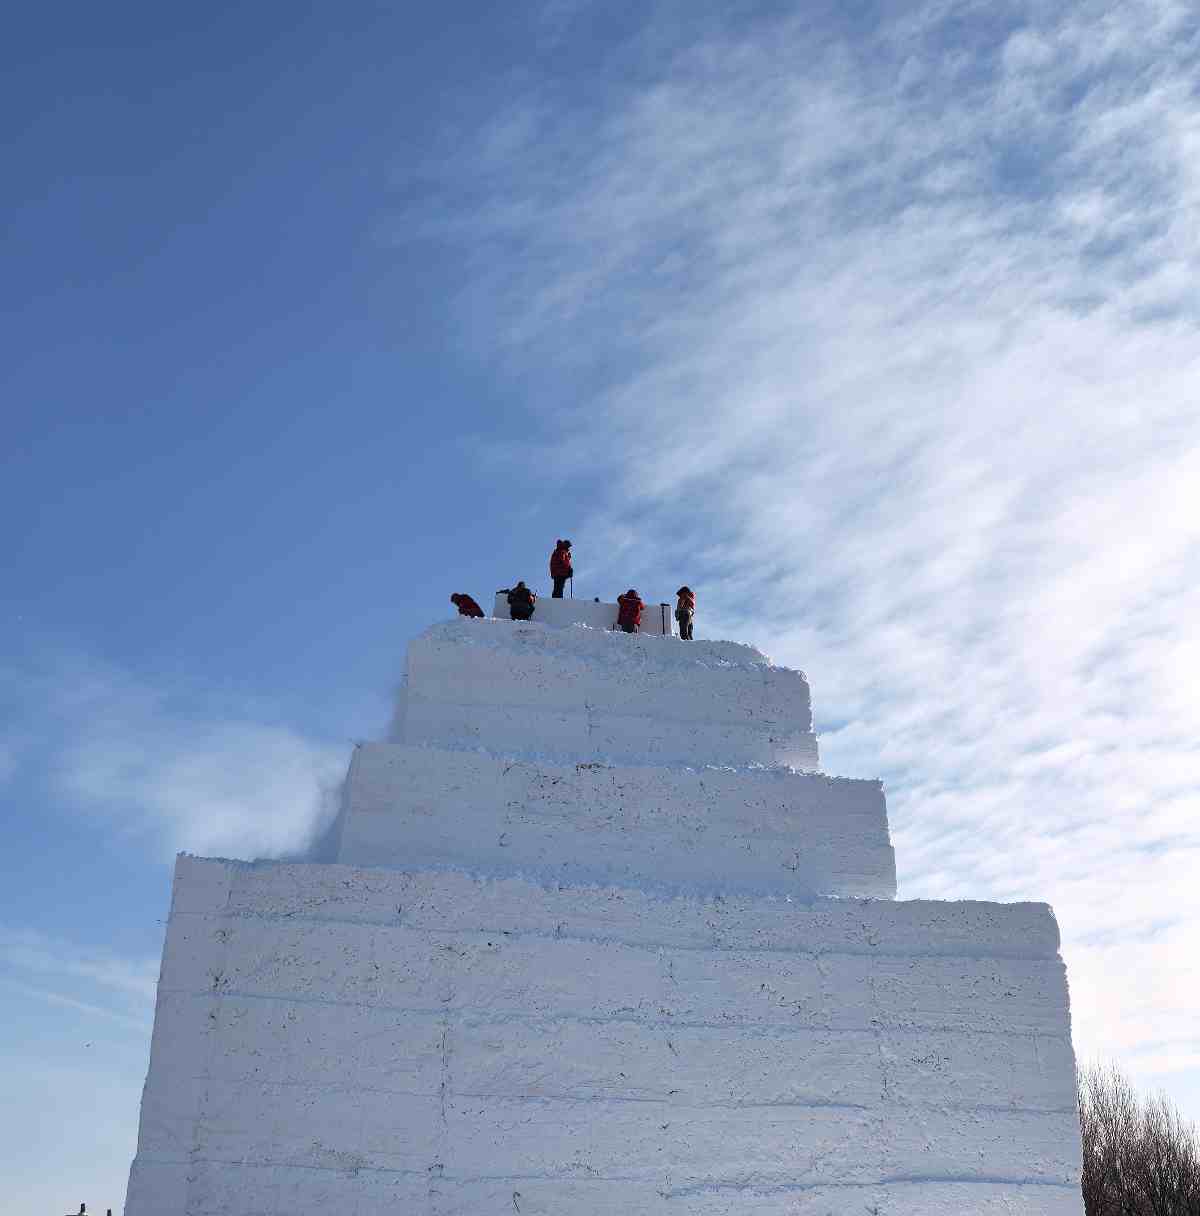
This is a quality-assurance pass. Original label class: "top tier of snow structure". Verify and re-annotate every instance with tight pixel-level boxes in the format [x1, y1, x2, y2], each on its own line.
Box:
[393, 617, 820, 771]
[491, 592, 678, 634]
[334, 617, 896, 899]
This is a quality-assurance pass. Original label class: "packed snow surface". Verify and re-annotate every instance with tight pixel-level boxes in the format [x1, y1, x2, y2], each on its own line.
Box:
[394, 620, 820, 770]
[335, 743, 896, 898]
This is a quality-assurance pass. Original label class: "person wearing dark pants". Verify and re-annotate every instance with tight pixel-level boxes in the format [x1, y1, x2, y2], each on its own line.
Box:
[550, 538, 573, 598]
[675, 586, 695, 639]
[505, 581, 536, 621]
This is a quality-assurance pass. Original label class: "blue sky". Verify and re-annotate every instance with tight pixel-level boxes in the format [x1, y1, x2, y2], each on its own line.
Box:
[3, 0, 1199, 1209]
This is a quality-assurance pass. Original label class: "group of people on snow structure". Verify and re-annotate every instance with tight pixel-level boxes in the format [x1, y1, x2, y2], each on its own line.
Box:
[612, 585, 694, 637]
[450, 539, 697, 638]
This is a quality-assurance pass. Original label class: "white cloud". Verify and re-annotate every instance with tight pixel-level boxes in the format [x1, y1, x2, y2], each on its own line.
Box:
[5, 653, 347, 860]
[412, 0, 1200, 1110]
[0, 977, 149, 1032]
[61, 715, 345, 860]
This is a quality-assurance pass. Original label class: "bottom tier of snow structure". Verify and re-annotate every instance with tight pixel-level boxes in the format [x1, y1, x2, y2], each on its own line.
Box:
[126, 857, 1082, 1216]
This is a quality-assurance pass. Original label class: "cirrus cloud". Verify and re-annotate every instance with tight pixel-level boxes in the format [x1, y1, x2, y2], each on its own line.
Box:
[2, 652, 346, 860]
[403, 0, 1200, 1110]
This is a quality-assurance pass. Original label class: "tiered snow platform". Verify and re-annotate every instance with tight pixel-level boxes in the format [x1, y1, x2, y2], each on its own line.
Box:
[126, 619, 1083, 1215]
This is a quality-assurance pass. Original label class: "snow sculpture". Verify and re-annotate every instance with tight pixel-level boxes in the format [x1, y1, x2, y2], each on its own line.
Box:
[126, 617, 1083, 1215]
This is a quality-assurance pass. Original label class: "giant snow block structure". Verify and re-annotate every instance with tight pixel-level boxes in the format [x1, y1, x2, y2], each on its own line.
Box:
[127, 617, 1083, 1215]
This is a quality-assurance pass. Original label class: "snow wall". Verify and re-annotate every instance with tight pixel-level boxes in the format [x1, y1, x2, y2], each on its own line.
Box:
[490, 593, 677, 635]
[393, 619, 820, 770]
[126, 618, 1083, 1215]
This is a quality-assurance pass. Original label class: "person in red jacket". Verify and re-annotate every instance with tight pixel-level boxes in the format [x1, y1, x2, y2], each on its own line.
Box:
[616, 588, 644, 633]
[675, 585, 695, 640]
[450, 592, 485, 619]
[550, 539, 573, 598]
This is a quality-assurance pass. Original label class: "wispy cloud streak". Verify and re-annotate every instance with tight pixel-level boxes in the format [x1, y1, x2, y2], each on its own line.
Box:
[2, 653, 346, 860]
[0, 927, 158, 1033]
[405, 0, 1200, 1105]
[0, 927, 158, 1001]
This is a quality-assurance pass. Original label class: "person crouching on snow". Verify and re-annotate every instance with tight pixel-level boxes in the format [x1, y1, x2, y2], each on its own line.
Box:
[675, 586, 695, 639]
[506, 581, 536, 621]
[450, 592, 485, 618]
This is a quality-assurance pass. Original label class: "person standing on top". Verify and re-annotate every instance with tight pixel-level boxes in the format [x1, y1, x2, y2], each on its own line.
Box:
[450, 592, 485, 619]
[550, 539, 573, 598]
[616, 588, 644, 633]
[675, 586, 695, 640]
[505, 581, 536, 621]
